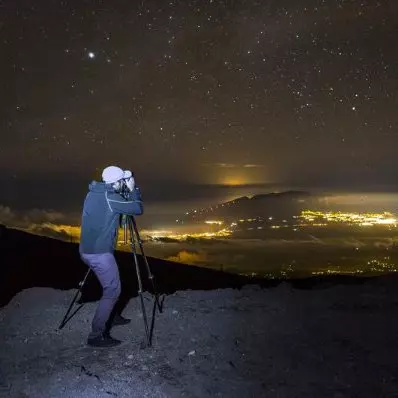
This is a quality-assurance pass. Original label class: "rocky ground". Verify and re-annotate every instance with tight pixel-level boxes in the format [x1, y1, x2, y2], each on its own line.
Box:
[1, 277, 398, 398]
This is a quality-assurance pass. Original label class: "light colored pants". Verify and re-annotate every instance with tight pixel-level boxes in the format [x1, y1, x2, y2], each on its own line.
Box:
[80, 252, 121, 339]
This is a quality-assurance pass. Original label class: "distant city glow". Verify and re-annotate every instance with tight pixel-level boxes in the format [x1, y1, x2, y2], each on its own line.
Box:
[145, 228, 232, 241]
[299, 210, 397, 226]
[222, 178, 246, 186]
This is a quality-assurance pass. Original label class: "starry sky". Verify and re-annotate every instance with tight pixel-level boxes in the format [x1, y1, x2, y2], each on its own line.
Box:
[1, 0, 398, 220]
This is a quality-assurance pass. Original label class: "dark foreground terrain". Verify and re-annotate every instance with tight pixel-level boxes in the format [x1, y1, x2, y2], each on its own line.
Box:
[1, 226, 398, 397]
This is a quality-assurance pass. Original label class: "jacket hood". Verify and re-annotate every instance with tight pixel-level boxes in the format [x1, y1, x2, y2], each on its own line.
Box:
[88, 181, 115, 193]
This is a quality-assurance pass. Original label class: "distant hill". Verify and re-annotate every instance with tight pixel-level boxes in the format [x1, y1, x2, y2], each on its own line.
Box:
[181, 190, 317, 222]
[0, 225, 272, 308]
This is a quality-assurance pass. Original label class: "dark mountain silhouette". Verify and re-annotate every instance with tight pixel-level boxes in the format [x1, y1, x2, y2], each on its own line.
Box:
[182, 190, 318, 222]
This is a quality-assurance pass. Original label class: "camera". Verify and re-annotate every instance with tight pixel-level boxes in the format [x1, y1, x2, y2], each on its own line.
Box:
[118, 179, 130, 198]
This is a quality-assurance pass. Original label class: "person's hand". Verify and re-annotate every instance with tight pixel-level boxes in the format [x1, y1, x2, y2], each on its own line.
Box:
[125, 176, 135, 192]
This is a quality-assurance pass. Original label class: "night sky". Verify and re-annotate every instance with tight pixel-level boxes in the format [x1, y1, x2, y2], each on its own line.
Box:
[1, 0, 398, 219]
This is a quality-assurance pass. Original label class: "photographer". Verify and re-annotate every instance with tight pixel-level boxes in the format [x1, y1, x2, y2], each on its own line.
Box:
[79, 165, 143, 347]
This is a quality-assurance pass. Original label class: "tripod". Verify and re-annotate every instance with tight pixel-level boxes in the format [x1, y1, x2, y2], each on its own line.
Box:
[59, 215, 162, 347]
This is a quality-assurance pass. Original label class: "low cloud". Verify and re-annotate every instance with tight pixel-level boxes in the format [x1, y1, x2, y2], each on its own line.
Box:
[166, 250, 208, 265]
[214, 163, 236, 168]
[26, 224, 71, 241]
[0, 205, 74, 227]
[243, 164, 265, 168]
[0, 205, 14, 224]
[25, 223, 81, 242]
[203, 163, 266, 169]
[0, 205, 80, 242]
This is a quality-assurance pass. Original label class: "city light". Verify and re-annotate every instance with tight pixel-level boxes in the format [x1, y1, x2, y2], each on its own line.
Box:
[147, 228, 232, 241]
[299, 210, 397, 226]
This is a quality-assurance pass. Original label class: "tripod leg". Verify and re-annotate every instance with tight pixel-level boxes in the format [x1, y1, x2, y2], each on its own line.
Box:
[131, 217, 163, 313]
[129, 218, 151, 347]
[139, 250, 163, 313]
[58, 268, 91, 329]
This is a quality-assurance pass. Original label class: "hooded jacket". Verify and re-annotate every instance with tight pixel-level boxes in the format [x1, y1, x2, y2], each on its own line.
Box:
[79, 181, 143, 254]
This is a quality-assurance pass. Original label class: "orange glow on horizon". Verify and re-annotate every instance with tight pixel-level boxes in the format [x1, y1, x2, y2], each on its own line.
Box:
[221, 177, 246, 186]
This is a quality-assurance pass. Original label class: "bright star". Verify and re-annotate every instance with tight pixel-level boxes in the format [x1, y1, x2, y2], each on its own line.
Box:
[88, 52, 95, 59]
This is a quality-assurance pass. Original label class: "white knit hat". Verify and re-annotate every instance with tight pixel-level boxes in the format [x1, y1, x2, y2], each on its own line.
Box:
[102, 166, 130, 184]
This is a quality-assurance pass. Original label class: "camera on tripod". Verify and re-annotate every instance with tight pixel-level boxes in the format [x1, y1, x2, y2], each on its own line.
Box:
[118, 179, 130, 198]
[117, 171, 135, 198]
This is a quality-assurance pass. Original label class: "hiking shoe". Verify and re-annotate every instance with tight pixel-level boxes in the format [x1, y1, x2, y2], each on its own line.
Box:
[112, 314, 131, 326]
[87, 333, 122, 348]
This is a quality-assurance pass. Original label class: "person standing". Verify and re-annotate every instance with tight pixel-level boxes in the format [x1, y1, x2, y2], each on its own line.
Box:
[79, 166, 143, 347]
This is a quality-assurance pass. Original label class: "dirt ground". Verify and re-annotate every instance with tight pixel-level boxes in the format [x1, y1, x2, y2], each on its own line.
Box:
[1, 279, 398, 397]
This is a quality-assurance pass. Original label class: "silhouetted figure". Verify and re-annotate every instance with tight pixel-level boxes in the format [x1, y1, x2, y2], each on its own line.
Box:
[79, 166, 143, 347]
